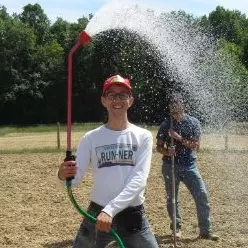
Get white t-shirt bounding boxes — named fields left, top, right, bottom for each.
left=73, top=124, right=153, bottom=218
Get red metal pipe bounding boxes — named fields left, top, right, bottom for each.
left=79, top=31, right=92, bottom=45
left=67, top=31, right=92, bottom=152
left=67, top=41, right=81, bottom=152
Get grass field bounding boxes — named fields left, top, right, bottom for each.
left=0, top=128, right=247, bottom=153
left=0, top=124, right=248, bottom=247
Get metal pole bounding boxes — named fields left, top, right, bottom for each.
left=66, top=31, right=91, bottom=156
left=57, top=121, right=61, bottom=149
left=66, top=41, right=81, bottom=153
left=170, top=115, right=177, bottom=248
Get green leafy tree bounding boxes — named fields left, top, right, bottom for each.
left=208, top=6, right=247, bottom=44
left=217, top=39, right=248, bottom=120
left=242, top=37, right=248, bottom=67
left=0, top=18, right=36, bottom=109
left=1, top=3, right=247, bottom=124
left=0, top=5, right=9, bottom=20
left=50, top=18, right=71, bottom=49
left=19, top=3, right=51, bottom=45
left=33, top=41, right=65, bottom=122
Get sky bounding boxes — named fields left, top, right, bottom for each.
left=1, top=0, right=248, bottom=23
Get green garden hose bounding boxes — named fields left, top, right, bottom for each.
left=66, top=180, right=125, bottom=248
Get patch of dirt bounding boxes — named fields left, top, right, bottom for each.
left=0, top=151, right=247, bottom=247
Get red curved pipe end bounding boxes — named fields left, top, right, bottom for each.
left=79, top=31, right=92, bottom=45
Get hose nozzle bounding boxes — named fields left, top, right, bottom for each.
left=79, top=31, right=92, bottom=45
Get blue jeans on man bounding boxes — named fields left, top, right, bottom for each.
left=73, top=202, right=159, bottom=248
left=162, top=159, right=211, bottom=235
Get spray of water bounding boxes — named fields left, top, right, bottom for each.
left=85, top=0, right=244, bottom=129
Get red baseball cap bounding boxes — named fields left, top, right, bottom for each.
left=102, top=75, right=131, bottom=94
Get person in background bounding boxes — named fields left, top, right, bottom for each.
left=156, top=93, right=219, bottom=241
left=58, top=75, right=159, bottom=248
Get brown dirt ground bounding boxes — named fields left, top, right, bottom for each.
left=0, top=151, right=248, bottom=248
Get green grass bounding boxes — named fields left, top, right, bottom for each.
left=0, top=147, right=66, bottom=154
left=1, top=121, right=247, bottom=136
left=0, top=122, right=101, bottom=136
left=0, top=122, right=158, bottom=137
left=0, top=122, right=247, bottom=154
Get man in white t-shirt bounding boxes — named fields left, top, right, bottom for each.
left=58, top=75, right=159, bottom=248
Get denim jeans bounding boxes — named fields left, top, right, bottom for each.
left=73, top=203, right=159, bottom=248
left=162, top=159, right=211, bottom=235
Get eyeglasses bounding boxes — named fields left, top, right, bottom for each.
left=104, top=92, right=131, bottom=101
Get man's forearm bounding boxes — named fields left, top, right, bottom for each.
left=181, top=138, right=200, bottom=149
left=156, top=146, right=172, bottom=156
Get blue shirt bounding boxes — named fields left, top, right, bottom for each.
left=156, top=114, right=202, bottom=165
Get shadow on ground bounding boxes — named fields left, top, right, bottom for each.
left=43, top=236, right=199, bottom=248
left=43, top=240, right=73, bottom=248
left=156, top=234, right=198, bottom=247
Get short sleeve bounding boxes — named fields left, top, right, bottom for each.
left=156, top=119, right=169, bottom=141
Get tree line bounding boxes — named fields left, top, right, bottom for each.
left=0, top=4, right=247, bottom=125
